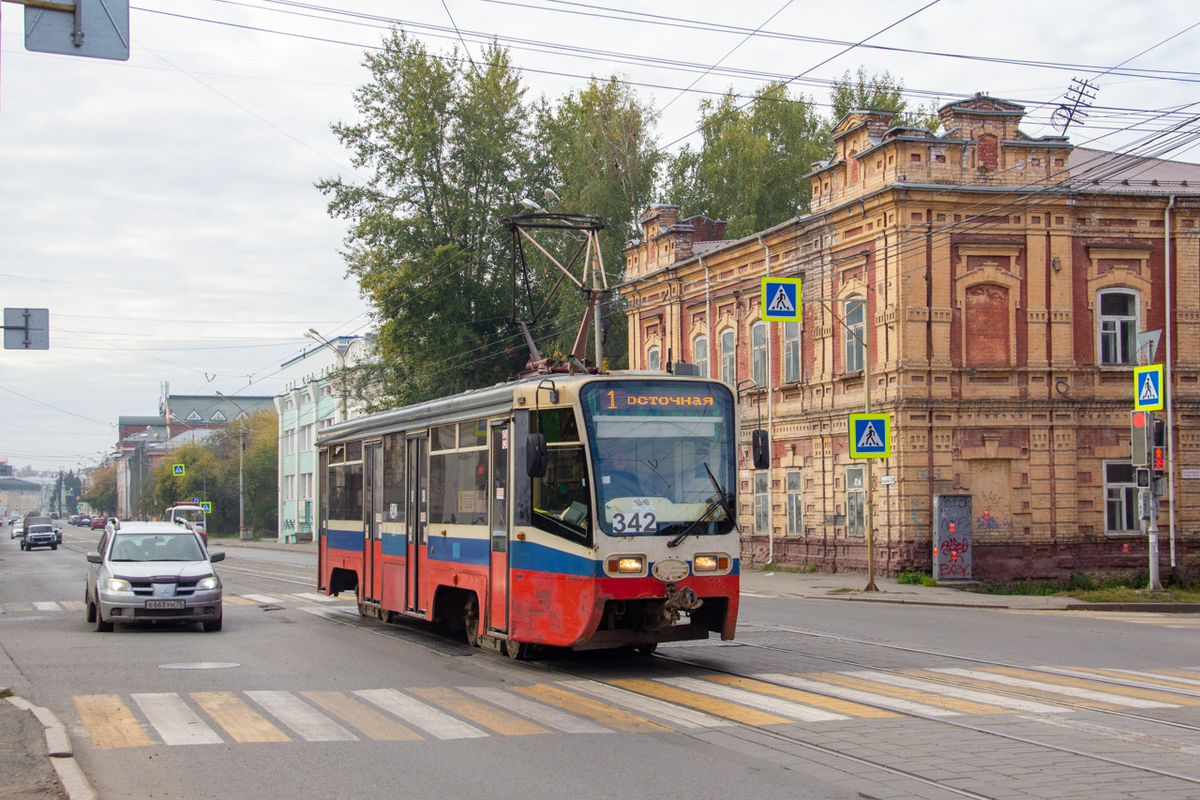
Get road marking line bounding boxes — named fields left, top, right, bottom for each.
left=759, top=674, right=960, bottom=717
left=132, top=693, right=223, bottom=745
left=660, top=677, right=847, bottom=722
left=459, top=687, right=611, bottom=734
left=906, top=669, right=1124, bottom=710
left=932, top=669, right=1175, bottom=708
left=558, top=680, right=728, bottom=729
left=860, top=671, right=1071, bottom=714
left=815, top=672, right=1011, bottom=714
left=979, top=666, right=1197, bottom=706
left=408, top=687, right=549, bottom=735
left=516, top=684, right=673, bottom=734
left=225, top=596, right=260, bottom=606
left=700, top=675, right=900, bottom=718
left=294, top=592, right=339, bottom=603
left=301, top=692, right=423, bottom=741
left=1043, top=667, right=1200, bottom=697
left=1156, top=668, right=1200, bottom=684
left=354, top=689, right=486, bottom=740
left=610, top=678, right=793, bottom=726
left=4, top=602, right=32, bottom=612
left=74, top=695, right=153, bottom=748
left=245, top=691, right=357, bottom=741
left=241, top=594, right=285, bottom=605
left=190, top=692, right=291, bottom=743
left=60, top=600, right=86, bottom=611
left=32, top=602, right=61, bottom=611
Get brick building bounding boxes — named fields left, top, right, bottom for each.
left=620, top=94, right=1200, bottom=582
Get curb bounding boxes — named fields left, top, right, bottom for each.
left=2, top=689, right=97, bottom=800
left=1064, top=602, right=1200, bottom=613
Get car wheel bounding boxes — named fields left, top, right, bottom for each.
left=51, top=543, right=58, bottom=551
left=85, top=597, right=96, bottom=623
left=202, top=617, right=222, bottom=632
left=94, top=600, right=113, bottom=632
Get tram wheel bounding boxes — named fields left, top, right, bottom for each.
left=636, top=643, right=658, bottom=657
left=464, top=595, right=480, bottom=647
left=504, top=639, right=528, bottom=661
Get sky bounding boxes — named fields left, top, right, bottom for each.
left=1, top=0, right=1197, bottom=473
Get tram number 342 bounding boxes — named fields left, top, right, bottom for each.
left=611, top=511, right=657, bottom=533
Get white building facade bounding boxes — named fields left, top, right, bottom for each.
left=275, top=336, right=367, bottom=542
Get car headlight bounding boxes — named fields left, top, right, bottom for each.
left=196, top=576, right=220, bottom=591
left=106, top=578, right=132, bottom=592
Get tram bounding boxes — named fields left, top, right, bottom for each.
left=316, top=371, right=742, bottom=657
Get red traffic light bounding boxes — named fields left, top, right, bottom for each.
left=1132, top=411, right=1146, bottom=428
left=1153, top=446, right=1166, bottom=471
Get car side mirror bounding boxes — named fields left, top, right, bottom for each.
left=209, top=551, right=225, bottom=563
left=526, top=433, right=548, bottom=478
left=752, top=429, right=770, bottom=470
left=86, top=552, right=101, bottom=563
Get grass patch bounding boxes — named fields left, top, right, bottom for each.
left=759, top=561, right=818, bottom=574
left=972, top=571, right=1200, bottom=602
left=828, top=587, right=854, bottom=594
left=897, top=572, right=939, bottom=587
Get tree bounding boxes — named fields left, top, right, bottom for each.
left=665, top=82, right=825, bottom=238
left=319, top=34, right=535, bottom=410
left=82, top=466, right=117, bottom=516
left=829, top=67, right=939, bottom=131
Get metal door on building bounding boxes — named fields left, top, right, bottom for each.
left=933, top=494, right=973, bottom=581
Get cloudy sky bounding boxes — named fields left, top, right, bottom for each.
left=1, top=0, right=1196, bottom=473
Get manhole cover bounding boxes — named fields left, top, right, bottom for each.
left=160, top=662, right=241, bottom=670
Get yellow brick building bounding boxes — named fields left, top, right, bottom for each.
left=620, top=95, right=1200, bottom=582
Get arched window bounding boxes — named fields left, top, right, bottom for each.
left=1098, top=289, right=1139, bottom=365
left=647, top=346, right=661, bottom=371
left=844, top=297, right=864, bottom=373
left=694, top=336, right=709, bottom=378
left=720, top=330, right=736, bottom=387
left=751, top=322, right=767, bottom=388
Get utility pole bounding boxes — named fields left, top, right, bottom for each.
left=215, top=392, right=249, bottom=540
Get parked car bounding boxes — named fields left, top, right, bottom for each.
left=22, top=522, right=57, bottom=550
left=85, top=521, right=224, bottom=632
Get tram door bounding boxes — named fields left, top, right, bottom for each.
left=405, top=435, right=428, bottom=614
left=362, top=442, right=382, bottom=604
left=487, top=422, right=510, bottom=632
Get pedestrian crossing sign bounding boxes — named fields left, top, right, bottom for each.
left=848, top=414, right=890, bottom=458
left=173, top=464, right=185, bottom=476
left=761, top=277, right=802, bottom=322
left=200, top=502, right=211, bottom=513
left=1134, top=365, right=1164, bottom=411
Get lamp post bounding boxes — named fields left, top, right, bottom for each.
left=215, top=391, right=248, bottom=540
left=304, top=329, right=349, bottom=422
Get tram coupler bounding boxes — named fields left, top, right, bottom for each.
left=658, top=583, right=703, bottom=628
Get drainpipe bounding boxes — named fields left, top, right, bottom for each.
left=758, top=235, right=775, bottom=565
left=701, top=255, right=713, bottom=374
left=1165, top=195, right=1176, bottom=568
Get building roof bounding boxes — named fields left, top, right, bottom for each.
left=0, top=477, right=42, bottom=492
left=165, top=395, right=275, bottom=424
left=1069, top=146, right=1200, bottom=194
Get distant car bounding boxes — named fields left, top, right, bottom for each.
left=69, top=515, right=80, bottom=525
left=90, top=517, right=107, bottom=530
left=85, top=521, right=224, bottom=632
left=11, top=521, right=24, bottom=540
left=77, top=516, right=92, bottom=527
left=22, top=523, right=57, bottom=550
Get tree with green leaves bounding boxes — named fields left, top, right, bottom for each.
left=664, top=82, right=825, bottom=239
left=82, top=466, right=117, bottom=516
left=829, top=67, right=939, bottom=131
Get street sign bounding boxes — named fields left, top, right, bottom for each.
left=200, top=502, right=211, bottom=513
left=1134, top=365, right=1164, bottom=411
left=192, top=497, right=201, bottom=503
left=3, top=308, right=49, bottom=350
left=1136, top=329, right=1162, bottom=362
left=173, top=464, right=185, bottom=476
left=761, top=277, right=802, bottom=322
left=879, top=475, right=896, bottom=486
left=24, top=0, right=131, bottom=61
left=848, top=413, right=890, bottom=458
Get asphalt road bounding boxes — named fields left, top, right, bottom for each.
left=3, top=524, right=1200, bottom=800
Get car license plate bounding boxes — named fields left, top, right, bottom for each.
left=146, top=600, right=185, bottom=610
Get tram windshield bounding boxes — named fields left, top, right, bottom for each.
left=580, top=380, right=737, bottom=538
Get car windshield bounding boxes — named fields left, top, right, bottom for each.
left=580, top=380, right=737, bottom=538
left=109, top=533, right=204, bottom=562
left=29, top=525, right=53, bottom=533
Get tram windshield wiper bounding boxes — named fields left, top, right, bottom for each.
left=668, top=463, right=734, bottom=548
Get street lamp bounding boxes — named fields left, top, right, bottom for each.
left=215, top=391, right=248, bottom=540
left=304, top=328, right=349, bottom=422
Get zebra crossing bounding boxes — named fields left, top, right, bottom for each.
left=69, top=666, right=1200, bottom=749
left=0, top=592, right=349, bottom=614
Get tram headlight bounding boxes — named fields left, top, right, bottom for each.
left=693, top=554, right=730, bottom=573
left=607, top=556, right=645, bottom=575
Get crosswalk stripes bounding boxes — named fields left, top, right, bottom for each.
left=0, top=592, right=353, bottom=614
left=67, top=665, right=1200, bottom=750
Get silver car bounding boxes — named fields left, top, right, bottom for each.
left=85, top=521, right=224, bottom=632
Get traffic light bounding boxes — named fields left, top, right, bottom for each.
left=1130, top=411, right=1151, bottom=466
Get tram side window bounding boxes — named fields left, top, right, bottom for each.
left=327, top=463, right=364, bottom=521
left=429, top=451, right=488, bottom=525
left=532, top=444, right=591, bottom=544
left=383, top=434, right=405, bottom=523
left=535, top=409, right=579, bottom=443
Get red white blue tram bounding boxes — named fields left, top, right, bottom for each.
left=317, top=372, right=740, bottom=657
